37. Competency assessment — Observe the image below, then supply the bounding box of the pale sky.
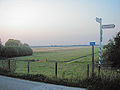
[0,0,120,46]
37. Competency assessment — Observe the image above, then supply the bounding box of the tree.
[103,32,120,68]
[5,39,22,46]
[1,39,33,58]
[23,43,29,47]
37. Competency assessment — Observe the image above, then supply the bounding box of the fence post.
[98,65,100,76]
[2,60,3,68]
[55,62,57,77]
[28,61,30,73]
[92,45,94,77]
[87,64,89,78]
[8,59,10,71]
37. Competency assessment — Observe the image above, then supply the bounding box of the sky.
[0,0,120,46]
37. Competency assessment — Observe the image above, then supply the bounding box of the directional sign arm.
[96,17,101,23]
[102,24,115,29]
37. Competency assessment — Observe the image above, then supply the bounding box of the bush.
[5,39,22,46]
[1,46,33,57]
[0,39,33,58]
[103,32,120,68]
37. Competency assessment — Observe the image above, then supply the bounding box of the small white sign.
[96,17,101,23]
[102,24,115,29]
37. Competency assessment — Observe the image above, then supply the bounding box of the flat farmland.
[32,46,91,52]
[14,46,98,61]
[13,46,99,78]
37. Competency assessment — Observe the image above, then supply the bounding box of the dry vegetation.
[32,46,91,52]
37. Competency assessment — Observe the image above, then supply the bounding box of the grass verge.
[0,70,120,90]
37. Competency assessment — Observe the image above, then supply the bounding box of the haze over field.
[0,0,120,46]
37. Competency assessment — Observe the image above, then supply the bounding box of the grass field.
[1,46,120,90]
[10,46,100,78]
[14,46,99,61]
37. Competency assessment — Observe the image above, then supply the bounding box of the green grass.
[12,47,100,78]
[1,46,120,89]
[13,47,99,61]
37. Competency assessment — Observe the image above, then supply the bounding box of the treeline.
[0,39,33,58]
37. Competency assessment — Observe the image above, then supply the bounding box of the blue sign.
[90,42,95,46]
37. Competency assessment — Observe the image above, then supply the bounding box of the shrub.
[103,32,120,68]
[0,39,33,58]
[1,46,33,57]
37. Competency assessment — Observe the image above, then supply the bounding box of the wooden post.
[55,62,57,77]
[92,45,94,77]
[28,61,30,73]
[8,59,10,71]
[2,60,3,68]
[87,64,89,78]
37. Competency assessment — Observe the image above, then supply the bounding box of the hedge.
[1,46,33,58]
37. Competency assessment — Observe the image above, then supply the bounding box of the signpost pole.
[98,18,102,75]
[96,17,115,76]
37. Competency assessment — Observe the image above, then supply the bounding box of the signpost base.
[98,64,101,76]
